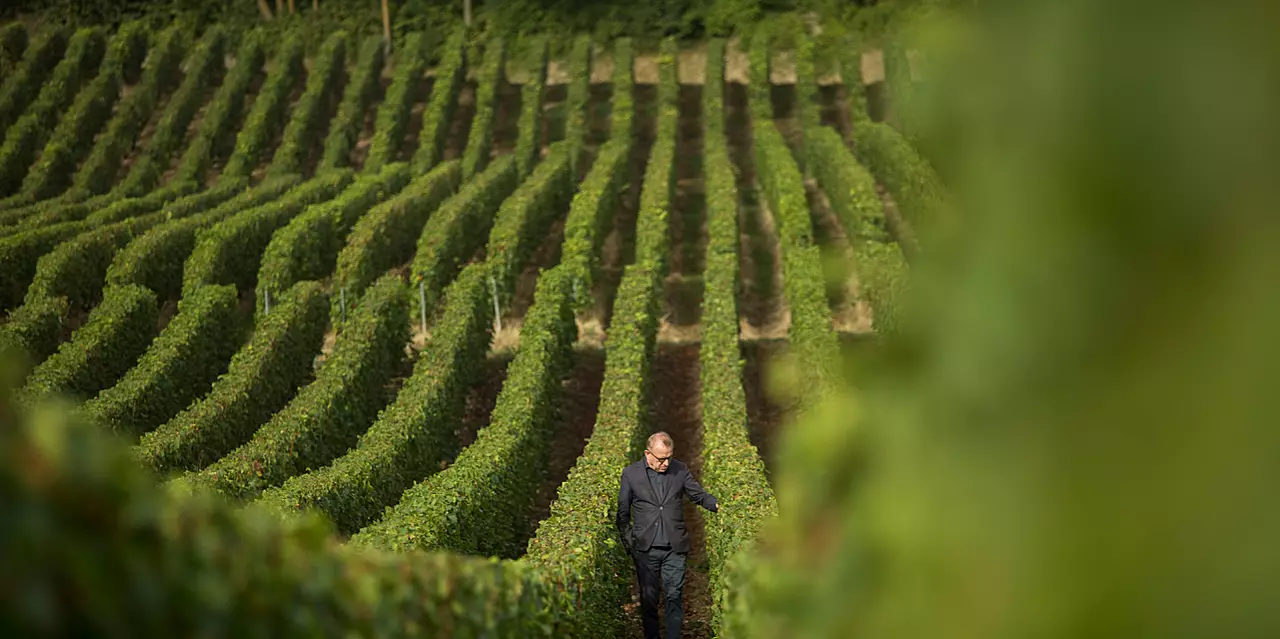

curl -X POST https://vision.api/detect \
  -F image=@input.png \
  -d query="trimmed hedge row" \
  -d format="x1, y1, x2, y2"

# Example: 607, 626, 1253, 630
414, 28, 469, 174
17, 284, 157, 405
2, 408, 574, 637
104, 175, 298, 300
852, 119, 946, 232
25, 212, 166, 312
83, 180, 201, 226
484, 141, 572, 305
839, 33, 870, 123
318, 36, 384, 171
257, 263, 493, 535
257, 163, 411, 298
352, 263, 577, 556
748, 26, 772, 121
0, 294, 67, 367
609, 37, 634, 144
0, 27, 66, 132
65, 24, 185, 200
410, 154, 518, 318
80, 283, 244, 438
701, 135, 777, 634
220, 34, 306, 180
808, 126, 892, 243
116, 27, 229, 197
137, 281, 328, 473
170, 33, 267, 186
0, 27, 107, 197
266, 32, 347, 178
181, 170, 353, 299
705, 38, 726, 139
525, 262, 661, 638
514, 36, 548, 180
15, 22, 150, 202
186, 274, 409, 500
458, 37, 506, 180
0, 22, 26, 78
633, 38, 678, 271
793, 33, 819, 171
0, 218, 99, 311
331, 159, 461, 321
362, 31, 430, 172
560, 138, 629, 309
563, 35, 592, 173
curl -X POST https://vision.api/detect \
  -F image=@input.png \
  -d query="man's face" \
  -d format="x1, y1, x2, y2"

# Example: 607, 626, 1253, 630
645, 444, 672, 472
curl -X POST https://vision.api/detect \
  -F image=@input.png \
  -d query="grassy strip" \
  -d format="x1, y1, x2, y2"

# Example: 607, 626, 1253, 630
79, 283, 243, 438
257, 263, 493, 535
749, 26, 772, 121
0, 22, 26, 77
410, 154, 518, 318
352, 264, 577, 556
633, 37, 678, 270
104, 175, 299, 300
458, 37, 505, 180
257, 163, 411, 298
169, 33, 267, 186
317, 36, 384, 171
0, 27, 107, 197
220, 34, 306, 180
25, 213, 166, 312
185, 274, 408, 500
17, 284, 157, 405
514, 37, 548, 180
563, 35, 592, 173
0, 294, 68, 368
137, 281, 328, 473
181, 170, 353, 299
852, 119, 946, 231
15, 22, 150, 202
266, 32, 347, 178
413, 28, 469, 174
702, 135, 778, 633
116, 27, 230, 196
560, 139, 629, 310
330, 160, 461, 322
485, 141, 572, 304
525, 263, 660, 638
362, 32, 430, 172
609, 37, 633, 144
0, 27, 66, 132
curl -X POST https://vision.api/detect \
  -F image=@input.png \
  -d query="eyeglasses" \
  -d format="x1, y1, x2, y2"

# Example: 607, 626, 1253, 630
646, 450, 672, 464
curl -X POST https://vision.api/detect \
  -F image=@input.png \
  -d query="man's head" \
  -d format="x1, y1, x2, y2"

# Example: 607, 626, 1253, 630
645, 432, 674, 472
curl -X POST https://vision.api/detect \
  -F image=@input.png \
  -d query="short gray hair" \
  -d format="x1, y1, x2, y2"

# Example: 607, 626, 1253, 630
647, 431, 674, 451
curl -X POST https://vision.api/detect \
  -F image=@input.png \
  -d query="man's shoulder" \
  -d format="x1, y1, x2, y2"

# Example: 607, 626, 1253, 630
668, 459, 689, 475
622, 459, 645, 476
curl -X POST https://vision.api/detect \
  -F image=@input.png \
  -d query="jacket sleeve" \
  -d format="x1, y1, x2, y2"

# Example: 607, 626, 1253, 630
682, 467, 719, 513
616, 467, 633, 548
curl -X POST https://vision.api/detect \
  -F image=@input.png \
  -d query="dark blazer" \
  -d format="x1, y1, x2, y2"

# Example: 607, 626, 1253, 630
616, 458, 718, 554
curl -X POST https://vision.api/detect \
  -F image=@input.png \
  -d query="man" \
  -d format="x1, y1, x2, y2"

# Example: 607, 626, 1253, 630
616, 431, 720, 639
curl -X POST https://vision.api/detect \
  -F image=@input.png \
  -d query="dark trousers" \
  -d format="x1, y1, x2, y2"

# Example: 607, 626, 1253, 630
634, 545, 687, 639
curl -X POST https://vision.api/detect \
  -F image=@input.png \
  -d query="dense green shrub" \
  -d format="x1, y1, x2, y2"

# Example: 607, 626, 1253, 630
258, 163, 411, 299
808, 126, 891, 243
25, 212, 166, 311
220, 34, 305, 180
524, 263, 660, 637
0, 27, 106, 197
794, 33, 820, 170
484, 141, 573, 305
0, 294, 68, 367
852, 119, 946, 232
116, 27, 228, 196
266, 32, 347, 178
415, 28, 469, 174
514, 36, 548, 180
362, 31, 430, 172
186, 274, 409, 500
560, 139, 629, 309
839, 32, 870, 123
80, 284, 243, 438
563, 35, 592, 173
633, 38, 678, 270
331, 160, 461, 322
0, 27, 66, 132
170, 33, 266, 186
609, 37, 634, 144
104, 175, 298, 300
318, 36, 384, 171
15, 22, 149, 202
458, 37, 506, 179
18, 284, 157, 405
352, 263, 576, 556
748, 25, 771, 120
181, 170, 353, 298
257, 263, 493, 535
0, 22, 26, 76
0, 220, 93, 311
410, 155, 518, 319
137, 281, 328, 473
83, 180, 204, 226
705, 38, 726, 137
